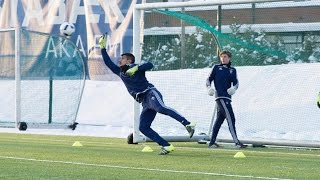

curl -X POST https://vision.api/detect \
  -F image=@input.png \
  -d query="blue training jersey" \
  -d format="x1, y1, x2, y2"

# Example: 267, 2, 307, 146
206, 64, 238, 100
101, 49, 155, 99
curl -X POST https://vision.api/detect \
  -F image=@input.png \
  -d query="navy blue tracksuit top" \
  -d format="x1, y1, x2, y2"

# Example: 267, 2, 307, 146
206, 64, 238, 100
101, 49, 154, 101
101, 49, 191, 147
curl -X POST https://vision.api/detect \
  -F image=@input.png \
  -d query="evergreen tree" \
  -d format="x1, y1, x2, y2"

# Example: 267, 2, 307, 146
221, 23, 287, 66
142, 24, 320, 70
287, 34, 320, 63
142, 28, 218, 70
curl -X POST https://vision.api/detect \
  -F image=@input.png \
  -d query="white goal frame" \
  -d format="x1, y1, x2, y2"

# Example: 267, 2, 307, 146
132, 0, 320, 148
132, 0, 284, 144
0, 28, 21, 128
0, 28, 85, 130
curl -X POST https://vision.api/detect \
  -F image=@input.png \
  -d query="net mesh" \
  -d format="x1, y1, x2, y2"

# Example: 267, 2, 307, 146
0, 29, 85, 128
139, 1, 320, 143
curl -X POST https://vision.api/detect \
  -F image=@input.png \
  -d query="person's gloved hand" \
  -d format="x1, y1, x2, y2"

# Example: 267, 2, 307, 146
207, 86, 215, 96
99, 33, 107, 49
126, 65, 138, 76
227, 86, 237, 95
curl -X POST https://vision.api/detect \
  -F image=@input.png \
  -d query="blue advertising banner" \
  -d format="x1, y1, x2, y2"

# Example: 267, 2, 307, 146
0, 0, 140, 80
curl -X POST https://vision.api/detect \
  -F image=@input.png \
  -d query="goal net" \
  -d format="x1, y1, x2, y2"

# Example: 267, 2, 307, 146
132, 0, 320, 147
0, 28, 85, 129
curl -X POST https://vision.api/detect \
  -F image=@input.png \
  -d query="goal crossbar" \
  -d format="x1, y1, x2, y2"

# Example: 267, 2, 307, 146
135, 0, 286, 10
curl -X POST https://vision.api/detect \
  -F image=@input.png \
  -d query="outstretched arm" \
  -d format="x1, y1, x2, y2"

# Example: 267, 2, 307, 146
101, 48, 120, 76
99, 33, 120, 75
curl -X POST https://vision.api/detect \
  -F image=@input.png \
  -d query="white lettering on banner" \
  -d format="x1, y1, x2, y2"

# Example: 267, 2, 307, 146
90, 34, 123, 58
45, 37, 58, 58
85, 0, 100, 23
2, 0, 130, 61
47, 0, 65, 24
70, 0, 85, 24
22, 0, 45, 27
3, 0, 127, 26
70, 0, 124, 24
10, 0, 18, 27
59, 40, 71, 58
100, 0, 124, 23
108, 41, 124, 58
45, 36, 87, 59
75, 35, 86, 57
87, 34, 104, 58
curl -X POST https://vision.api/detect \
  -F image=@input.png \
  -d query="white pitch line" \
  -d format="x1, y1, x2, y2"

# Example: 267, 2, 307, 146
0, 155, 291, 180
1, 136, 319, 157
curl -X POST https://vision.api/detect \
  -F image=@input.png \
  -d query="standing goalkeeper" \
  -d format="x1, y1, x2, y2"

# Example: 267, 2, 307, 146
206, 50, 247, 148
99, 33, 195, 155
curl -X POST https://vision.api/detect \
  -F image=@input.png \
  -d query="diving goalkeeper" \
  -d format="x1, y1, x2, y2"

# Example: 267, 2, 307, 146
99, 33, 195, 155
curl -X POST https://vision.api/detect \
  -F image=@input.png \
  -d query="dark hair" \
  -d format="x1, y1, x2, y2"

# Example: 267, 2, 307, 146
121, 53, 135, 63
219, 50, 232, 58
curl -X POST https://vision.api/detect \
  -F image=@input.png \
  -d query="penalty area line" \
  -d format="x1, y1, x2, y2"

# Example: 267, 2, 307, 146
0, 155, 291, 180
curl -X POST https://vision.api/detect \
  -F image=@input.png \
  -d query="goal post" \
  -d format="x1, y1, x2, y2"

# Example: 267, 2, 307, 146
132, 0, 282, 144
0, 28, 86, 130
0, 28, 18, 128
132, 0, 320, 147
15, 27, 23, 130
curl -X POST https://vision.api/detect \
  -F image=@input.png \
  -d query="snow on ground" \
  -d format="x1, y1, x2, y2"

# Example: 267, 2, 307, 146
1, 63, 320, 144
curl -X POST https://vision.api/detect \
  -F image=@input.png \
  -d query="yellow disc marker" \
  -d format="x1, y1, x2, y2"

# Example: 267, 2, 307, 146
234, 151, 246, 158
142, 146, 153, 152
72, 141, 83, 147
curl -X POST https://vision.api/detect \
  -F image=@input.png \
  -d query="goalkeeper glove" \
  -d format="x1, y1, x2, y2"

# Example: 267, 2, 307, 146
227, 86, 237, 95
99, 33, 107, 49
126, 65, 138, 76
317, 92, 320, 108
207, 86, 215, 96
